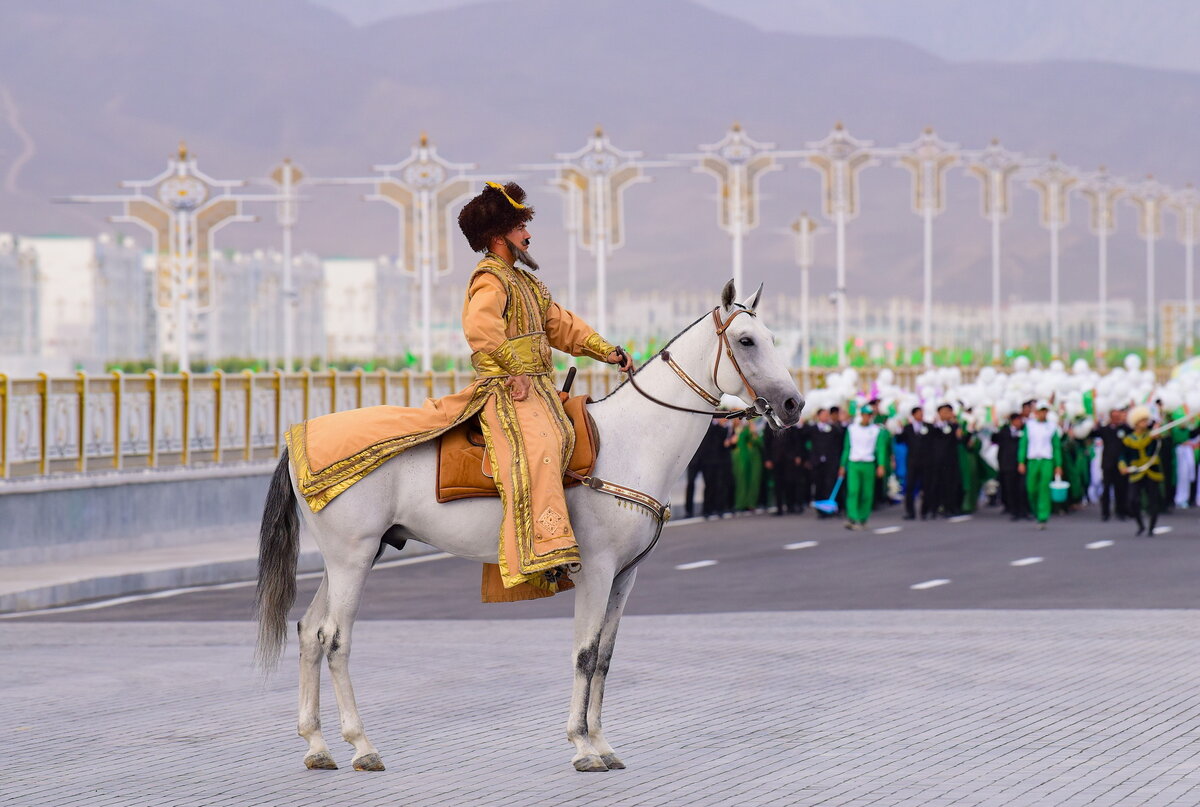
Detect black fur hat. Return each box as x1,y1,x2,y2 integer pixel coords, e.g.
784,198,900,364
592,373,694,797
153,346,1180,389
458,181,535,252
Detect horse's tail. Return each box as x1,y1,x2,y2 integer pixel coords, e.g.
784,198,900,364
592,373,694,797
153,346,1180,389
255,448,299,671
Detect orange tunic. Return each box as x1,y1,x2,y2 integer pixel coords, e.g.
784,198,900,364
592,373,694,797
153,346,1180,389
286,252,616,593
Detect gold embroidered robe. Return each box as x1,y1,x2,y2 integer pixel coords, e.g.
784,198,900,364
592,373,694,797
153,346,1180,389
285,252,615,593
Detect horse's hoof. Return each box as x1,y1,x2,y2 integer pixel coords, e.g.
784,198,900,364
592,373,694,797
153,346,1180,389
600,753,626,769
352,752,385,772
573,754,609,772
304,751,338,770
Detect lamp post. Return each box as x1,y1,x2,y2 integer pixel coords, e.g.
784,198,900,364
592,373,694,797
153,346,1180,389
965,139,1025,364
790,213,822,370
1129,176,1170,367
265,157,304,371
59,141,277,370
672,122,781,293
804,122,881,368
548,127,664,337
1169,184,1200,358
1027,154,1078,360
896,127,959,368
548,171,583,313
1078,166,1125,367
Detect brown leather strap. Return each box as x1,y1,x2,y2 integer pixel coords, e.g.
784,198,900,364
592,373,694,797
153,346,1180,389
564,469,672,577
711,307,761,405
662,350,722,407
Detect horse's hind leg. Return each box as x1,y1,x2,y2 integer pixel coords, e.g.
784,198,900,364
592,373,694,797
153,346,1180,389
298,574,337,770
320,543,385,771
586,567,637,770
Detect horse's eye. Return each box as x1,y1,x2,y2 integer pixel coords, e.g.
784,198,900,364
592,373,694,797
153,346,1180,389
739,337,754,347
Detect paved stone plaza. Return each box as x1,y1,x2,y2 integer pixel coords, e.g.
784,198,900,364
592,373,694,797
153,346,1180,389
5,610,1200,806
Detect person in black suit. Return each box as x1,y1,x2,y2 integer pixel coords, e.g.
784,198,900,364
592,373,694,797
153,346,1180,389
806,409,844,518
1097,408,1131,521
699,419,733,518
992,412,1028,520
924,403,963,518
896,406,929,520
764,424,805,516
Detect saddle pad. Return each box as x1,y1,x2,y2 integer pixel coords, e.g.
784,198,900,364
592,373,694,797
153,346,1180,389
436,394,599,502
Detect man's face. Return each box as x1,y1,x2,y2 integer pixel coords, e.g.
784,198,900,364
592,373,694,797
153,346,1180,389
817,410,830,424
504,224,531,249
859,412,872,424
1011,416,1024,429
912,408,923,422
1035,409,1048,421
1111,410,1125,426
937,406,952,421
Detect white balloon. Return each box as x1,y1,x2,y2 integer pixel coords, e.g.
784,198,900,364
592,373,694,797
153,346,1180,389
1124,353,1143,371
1072,358,1090,374
1014,356,1032,372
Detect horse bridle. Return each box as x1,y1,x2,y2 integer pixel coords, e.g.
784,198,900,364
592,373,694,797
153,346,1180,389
618,305,774,421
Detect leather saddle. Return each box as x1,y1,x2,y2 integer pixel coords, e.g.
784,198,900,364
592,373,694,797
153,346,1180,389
436,394,599,503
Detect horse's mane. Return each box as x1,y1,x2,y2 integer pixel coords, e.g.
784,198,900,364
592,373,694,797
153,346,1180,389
593,310,712,403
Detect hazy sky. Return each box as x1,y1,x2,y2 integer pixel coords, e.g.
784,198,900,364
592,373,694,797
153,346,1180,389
311,0,1200,74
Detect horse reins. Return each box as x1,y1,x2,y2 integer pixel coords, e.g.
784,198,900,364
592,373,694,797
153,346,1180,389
616,306,770,421
566,305,773,578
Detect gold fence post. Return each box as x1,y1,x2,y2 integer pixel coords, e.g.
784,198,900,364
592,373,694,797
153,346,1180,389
402,370,412,406
302,368,312,421
274,369,284,456
425,369,435,400
212,370,224,464
147,371,158,468
76,371,87,473
355,368,364,409
379,369,388,405
244,369,254,462
37,372,48,476
181,371,191,467
328,368,338,412
111,370,123,470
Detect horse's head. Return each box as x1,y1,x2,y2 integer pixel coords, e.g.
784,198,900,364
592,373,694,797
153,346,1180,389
711,279,805,429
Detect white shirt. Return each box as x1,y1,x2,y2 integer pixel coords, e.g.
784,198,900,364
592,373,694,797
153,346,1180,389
847,422,880,463
1025,419,1056,460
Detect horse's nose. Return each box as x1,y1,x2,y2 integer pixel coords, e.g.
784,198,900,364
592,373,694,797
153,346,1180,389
783,396,801,414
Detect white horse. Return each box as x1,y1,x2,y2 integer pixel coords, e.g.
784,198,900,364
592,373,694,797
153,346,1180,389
255,280,804,773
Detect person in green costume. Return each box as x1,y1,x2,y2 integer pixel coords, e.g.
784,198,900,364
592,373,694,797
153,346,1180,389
958,412,983,513
838,405,886,530
1063,418,1093,509
732,419,764,512
1017,401,1063,529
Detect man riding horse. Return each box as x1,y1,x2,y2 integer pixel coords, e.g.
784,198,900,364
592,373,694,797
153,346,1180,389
456,180,633,595
285,182,631,601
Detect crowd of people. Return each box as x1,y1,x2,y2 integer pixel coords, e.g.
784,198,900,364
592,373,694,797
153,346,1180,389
683,397,1199,536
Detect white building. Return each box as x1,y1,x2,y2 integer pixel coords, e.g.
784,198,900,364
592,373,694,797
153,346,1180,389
0,233,40,359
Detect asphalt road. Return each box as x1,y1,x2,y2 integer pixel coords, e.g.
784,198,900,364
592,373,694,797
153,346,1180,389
15,499,1199,623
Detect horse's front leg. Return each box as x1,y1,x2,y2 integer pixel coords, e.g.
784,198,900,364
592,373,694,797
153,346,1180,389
585,567,637,770
566,560,617,772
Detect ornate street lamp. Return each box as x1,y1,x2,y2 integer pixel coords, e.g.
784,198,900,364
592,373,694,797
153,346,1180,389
1169,184,1200,357
1128,176,1171,367
804,122,882,367
264,157,305,371
965,139,1026,364
672,122,782,293
1077,166,1125,366
549,127,662,337
896,126,959,368
59,141,278,370
318,134,475,371
789,213,823,370
1027,154,1078,360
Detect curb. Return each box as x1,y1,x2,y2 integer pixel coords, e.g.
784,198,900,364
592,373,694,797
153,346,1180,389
0,542,438,613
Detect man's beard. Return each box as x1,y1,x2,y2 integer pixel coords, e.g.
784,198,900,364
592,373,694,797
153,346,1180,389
505,238,539,271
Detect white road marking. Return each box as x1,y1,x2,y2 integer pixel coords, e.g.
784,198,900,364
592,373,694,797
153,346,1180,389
665,516,705,528
1086,540,1114,549
911,579,951,590
873,526,902,535
784,541,819,550
675,559,718,571
1153,526,1173,535
947,515,973,523
1010,557,1044,566
0,552,453,619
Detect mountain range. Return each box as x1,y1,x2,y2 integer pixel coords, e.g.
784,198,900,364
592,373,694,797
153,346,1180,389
2,0,1198,309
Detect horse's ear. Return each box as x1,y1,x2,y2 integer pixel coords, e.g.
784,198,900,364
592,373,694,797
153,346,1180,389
744,282,764,312
720,278,736,310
